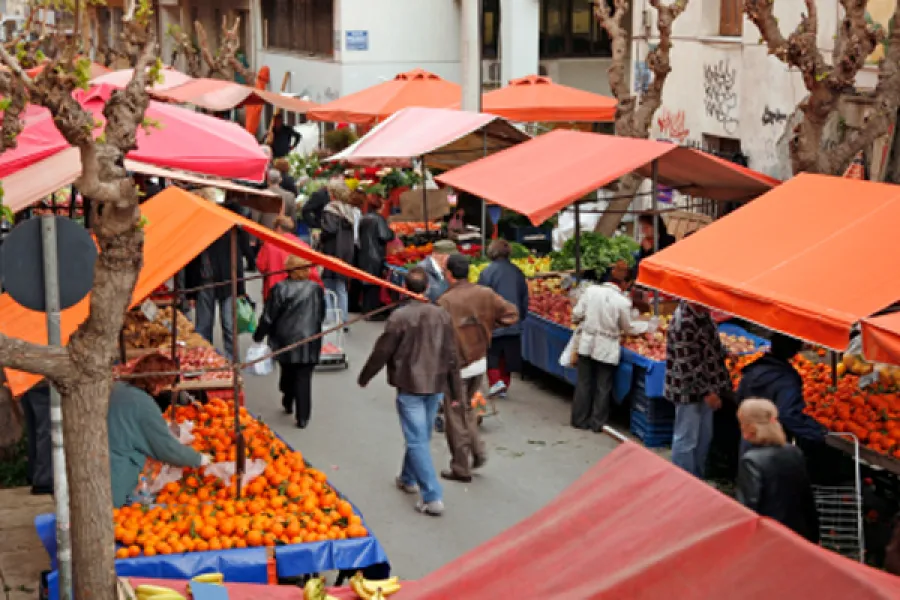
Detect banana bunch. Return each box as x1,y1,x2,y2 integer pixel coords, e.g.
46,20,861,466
350,572,401,599
186,572,225,596
512,256,552,278
303,575,340,600
468,262,489,283
134,584,186,600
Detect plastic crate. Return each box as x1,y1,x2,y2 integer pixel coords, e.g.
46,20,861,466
630,410,674,448
629,371,675,423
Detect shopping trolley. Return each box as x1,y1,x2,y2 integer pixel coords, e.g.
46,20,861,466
318,289,348,370
814,432,865,562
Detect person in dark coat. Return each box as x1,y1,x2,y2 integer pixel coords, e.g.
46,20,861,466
319,181,357,324
273,158,298,197
357,197,395,316
302,186,330,231
222,196,257,272
268,114,301,159
736,398,820,544
253,255,326,428
637,214,676,261
477,239,529,399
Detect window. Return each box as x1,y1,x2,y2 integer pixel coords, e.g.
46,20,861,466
262,0,333,56
719,0,742,36
483,0,500,59
541,0,612,58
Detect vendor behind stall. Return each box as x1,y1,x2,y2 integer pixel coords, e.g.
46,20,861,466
109,354,210,508
636,214,676,261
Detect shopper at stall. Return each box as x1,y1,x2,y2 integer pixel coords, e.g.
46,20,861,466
254,256,326,429
357,196,395,317
571,270,654,432
185,231,246,360
419,240,457,303
266,169,297,225
273,158,299,197
637,214,676,261
358,268,462,516
302,181,333,232
320,181,357,324
478,239,529,398
256,216,322,301
109,354,210,508
267,113,301,159
665,300,732,478
736,398,820,543
438,254,519,482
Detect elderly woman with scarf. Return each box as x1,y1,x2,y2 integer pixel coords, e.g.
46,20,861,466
320,181,359,324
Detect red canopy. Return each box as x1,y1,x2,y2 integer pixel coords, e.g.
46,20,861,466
140,77,318,114
90,67,193,91
307,69,461,125
400,441,900,599
862,311,900,365
0,84,268,182
436,130,778,224
479,75,616,123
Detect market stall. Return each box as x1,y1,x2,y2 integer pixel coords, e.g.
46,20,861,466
146,76,319,115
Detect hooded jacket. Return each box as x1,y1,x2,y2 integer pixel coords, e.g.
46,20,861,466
737,354,827,442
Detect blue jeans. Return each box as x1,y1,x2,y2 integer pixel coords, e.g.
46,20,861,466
396,392,443,503
324,279,348,324
671,401,714,478
195,288,235,360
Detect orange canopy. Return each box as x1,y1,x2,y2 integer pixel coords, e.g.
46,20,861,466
862,312,900,365
0,187,415,396
479,75,616,123
638,174,900,351
307,69,461,125
435,130,778,225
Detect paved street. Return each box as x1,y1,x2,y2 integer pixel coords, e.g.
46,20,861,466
238,313,618,579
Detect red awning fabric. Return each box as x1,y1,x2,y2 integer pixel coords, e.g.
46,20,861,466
0,84,269,182
399,441,900,599
327,107,529,170
435,130,778,225
90,67,193,91
149,78,318,114
307,69,461,125
638,174,900,351
862,312,900,365
0,187,417,396
479,75,616,123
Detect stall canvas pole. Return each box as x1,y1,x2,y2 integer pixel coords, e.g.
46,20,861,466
650,159,660,315
41,216,72,600
574,202,582,282
420,156,429,234
481,129,488,255
230,227,246,497
170,276,180,381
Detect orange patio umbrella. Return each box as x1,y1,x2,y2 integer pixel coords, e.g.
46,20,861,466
480,75,616,123
307,69,462,126
245,66,270,137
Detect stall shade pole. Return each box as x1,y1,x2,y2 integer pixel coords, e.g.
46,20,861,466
41,216,72,600
574,202,582,282
830,351,838,387
650,159,660,315
171,276,180,382
420,157,428,234
481,130,488,255
230,228,246,497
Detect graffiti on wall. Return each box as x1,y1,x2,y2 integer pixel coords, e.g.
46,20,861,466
703,60,738,134
657,108,690,142
633,59,651,94
761,105,788,126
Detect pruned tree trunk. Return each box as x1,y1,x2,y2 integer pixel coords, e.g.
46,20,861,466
0,7,157,598
0,370,22,459
170,16,254,82
745,0,900,175
593,0,688,235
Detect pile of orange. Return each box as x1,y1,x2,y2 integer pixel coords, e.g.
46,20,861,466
727,352,900,458
113,399,368,559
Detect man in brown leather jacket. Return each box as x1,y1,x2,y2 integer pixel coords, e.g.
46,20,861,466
358,268,462,516
438,254,519,482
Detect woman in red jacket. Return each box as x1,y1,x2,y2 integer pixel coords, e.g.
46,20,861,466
256,216,322,301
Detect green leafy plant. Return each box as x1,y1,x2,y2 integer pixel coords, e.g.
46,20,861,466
549,232,638,272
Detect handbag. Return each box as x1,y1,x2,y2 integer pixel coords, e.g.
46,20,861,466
236,297,257,334
560,329,581,368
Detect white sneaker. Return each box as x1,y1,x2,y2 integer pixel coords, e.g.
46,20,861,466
488,381,507,398
415,499,444,516
395,476,419,494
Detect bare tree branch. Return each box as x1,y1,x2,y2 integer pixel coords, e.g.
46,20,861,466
0,335,75,384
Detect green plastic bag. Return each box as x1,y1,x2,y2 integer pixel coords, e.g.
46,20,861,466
237,297,257,334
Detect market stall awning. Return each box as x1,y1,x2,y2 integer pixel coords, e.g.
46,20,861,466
476,75,617,123
403,440,900,599
327,107,529,170
0,84,269,182
638,174,900,351
307,69,461,126
862,312,900,365
150,78,318,114
0,187,418,396
90,66,193,91
435,130,778,224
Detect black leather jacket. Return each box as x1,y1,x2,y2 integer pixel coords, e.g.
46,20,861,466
357,213,394,277
736,444,820,543
253,279,325,365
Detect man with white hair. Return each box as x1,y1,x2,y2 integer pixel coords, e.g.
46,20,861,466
266,168,297,228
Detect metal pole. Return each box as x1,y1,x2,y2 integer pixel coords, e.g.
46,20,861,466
41,215,72,600
420,157,428,234
830,351,838,387
574,202,582,282
229,228,245,497
170,277,180,382
481,130,488,255
650,160,660,315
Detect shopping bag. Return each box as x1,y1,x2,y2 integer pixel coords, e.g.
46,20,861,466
244,343,274,376
559,331,580,368
205,458,268,490
236,297,257,334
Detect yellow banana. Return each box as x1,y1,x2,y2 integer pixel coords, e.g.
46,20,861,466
304,575,327,600
135,584,183,597
191,572,225,584
350,573,373,600
136,592,185,600
360,577,401,596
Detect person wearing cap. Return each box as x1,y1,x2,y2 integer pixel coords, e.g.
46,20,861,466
418,240,457,303
437,254,519,482
477,239,529,398
254,255,326,428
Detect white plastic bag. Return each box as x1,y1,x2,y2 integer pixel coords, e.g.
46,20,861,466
135,464,186,501
204,458,268,490
244,343,274,376
559,331,580,368
168,420,195,445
